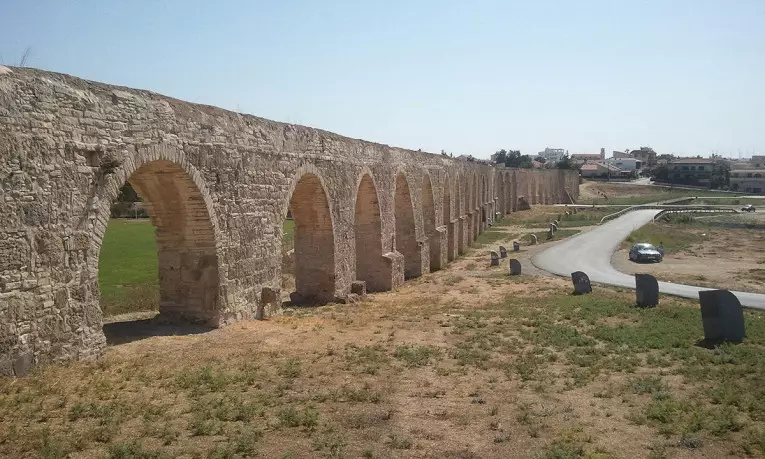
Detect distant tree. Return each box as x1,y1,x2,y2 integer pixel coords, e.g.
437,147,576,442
493,149,508,165
710,159,730,189
556,154,575,170
650,164,669,181
535,156,547,164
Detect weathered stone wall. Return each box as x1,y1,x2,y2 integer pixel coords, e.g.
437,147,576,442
0,67,579,375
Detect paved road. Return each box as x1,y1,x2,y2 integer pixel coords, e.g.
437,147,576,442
532,209,765,310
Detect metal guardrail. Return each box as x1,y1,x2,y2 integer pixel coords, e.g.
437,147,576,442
599,202,739,224
652,208,738,222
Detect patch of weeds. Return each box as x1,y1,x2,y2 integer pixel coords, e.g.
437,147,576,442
679,434,703,449
189,416,222,436
512,352,546,381
387,433,413,450
175,365,232,393
393,344,440,367
279,357,302,379
628,376,666,395
442,274,464,286
37,429,70,459
344,344,389,375
740,426,765,456
465,262,477,270
313,428,347,458
107,442,166,459
538,439,585,459
450,345,491,369
277,406,320,429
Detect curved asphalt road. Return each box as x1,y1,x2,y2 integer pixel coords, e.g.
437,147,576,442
532,209,765,310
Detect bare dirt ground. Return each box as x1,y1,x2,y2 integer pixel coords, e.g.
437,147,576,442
613,217,765,294
579,181,664,202
2,209,765,459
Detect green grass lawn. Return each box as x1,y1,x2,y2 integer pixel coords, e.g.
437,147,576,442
99,219,298,316
98,219,159,316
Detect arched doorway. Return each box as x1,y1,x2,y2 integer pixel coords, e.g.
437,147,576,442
98,159,221,326
355,173,387,291
456,174,465,254
394,173,421,279
422,174,440,271
497,173,506,217
467,173,475,242
443,174,454,261
286,173,336,304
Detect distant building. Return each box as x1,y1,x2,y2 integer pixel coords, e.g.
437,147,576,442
579,161,623,179
667,158,716,186
630,147,658,168
730,156,765,194
612,150,631,159
538,147,566,163
571,147,605,163
605,158,642,177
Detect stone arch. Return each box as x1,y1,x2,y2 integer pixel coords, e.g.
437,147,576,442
456,172,465,254
422,172,440,271
480,174,487,229
442,173,455,261
497,173,506,217
92,146,223,326
284,170,336,304
394,172,422,279
354,172,388,292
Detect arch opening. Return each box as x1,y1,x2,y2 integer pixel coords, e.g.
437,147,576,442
354,174,388,292
98,160,220,329
394,173,422,279
456,175,465,254
443,175,454,261
422,174,440,271
285,173,336,304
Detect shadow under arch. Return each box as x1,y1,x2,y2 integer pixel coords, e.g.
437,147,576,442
456,172,465,254
283,170,337,304
442,173,455,261
90,147,224,332
394,172,422,279
354,172,389,292
422,172,440,271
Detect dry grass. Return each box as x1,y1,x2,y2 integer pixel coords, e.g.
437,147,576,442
3,248,765,458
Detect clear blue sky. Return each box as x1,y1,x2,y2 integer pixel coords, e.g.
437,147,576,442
1,0,763,159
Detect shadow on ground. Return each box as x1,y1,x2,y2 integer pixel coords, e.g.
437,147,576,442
103,318,214,345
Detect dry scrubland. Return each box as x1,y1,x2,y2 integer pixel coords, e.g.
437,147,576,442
578,182,744,206
2,209,765,459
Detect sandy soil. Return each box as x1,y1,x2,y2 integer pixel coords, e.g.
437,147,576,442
613,225,765,294
578,181,663,202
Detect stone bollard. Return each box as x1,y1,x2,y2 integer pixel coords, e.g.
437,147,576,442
490,251,500,266
509,259,522,275
530,234,538,245
635,274,659,307
571,271,592,294
513,241,520,252
546,229,553,240
499,246,507,258
699,290,745,342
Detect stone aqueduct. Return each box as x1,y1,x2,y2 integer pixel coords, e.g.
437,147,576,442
0,68,579,375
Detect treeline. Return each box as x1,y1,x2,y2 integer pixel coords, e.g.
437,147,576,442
110,183,148,218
